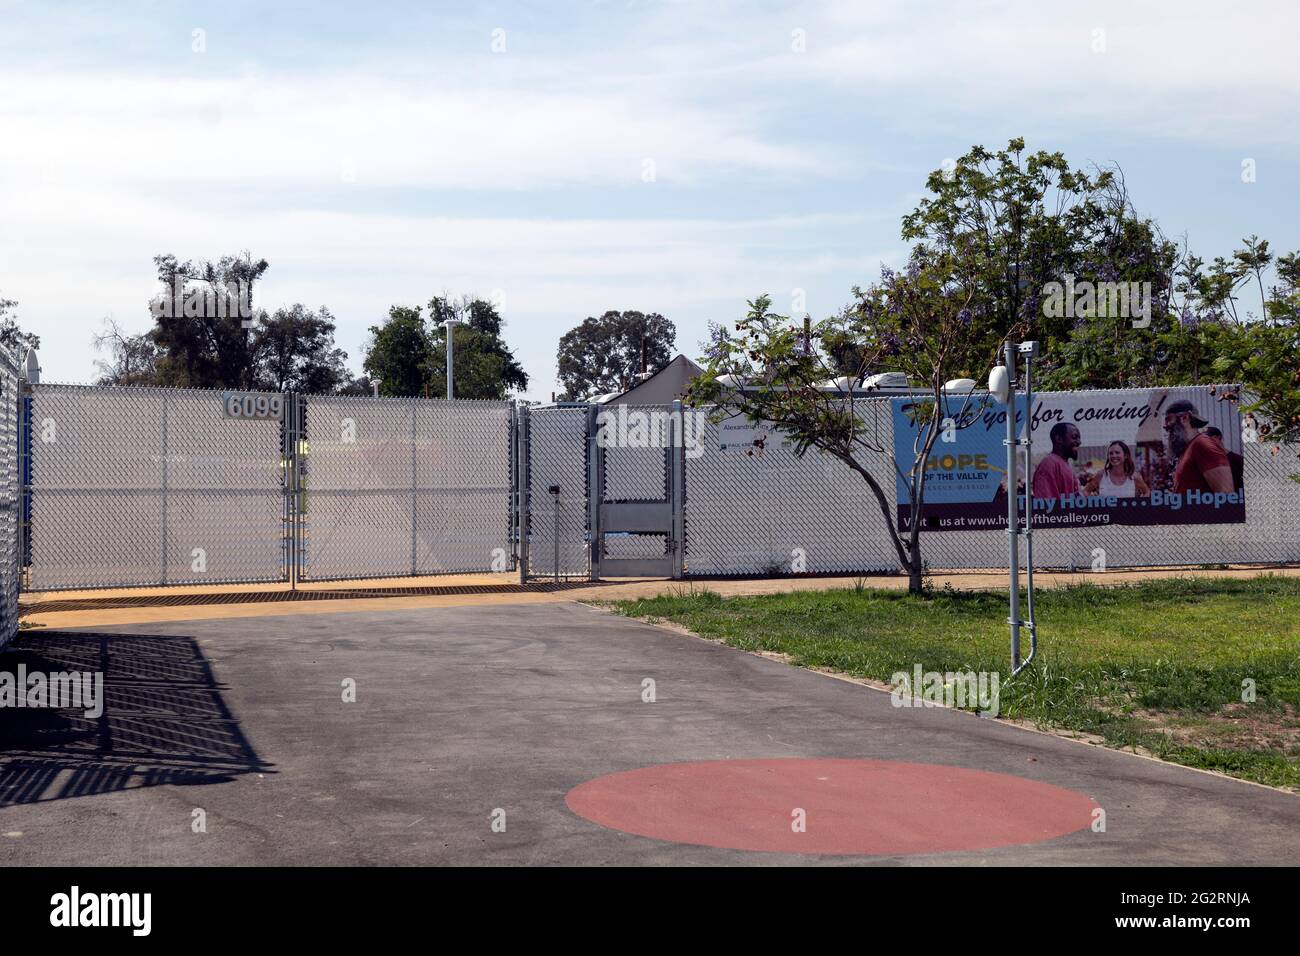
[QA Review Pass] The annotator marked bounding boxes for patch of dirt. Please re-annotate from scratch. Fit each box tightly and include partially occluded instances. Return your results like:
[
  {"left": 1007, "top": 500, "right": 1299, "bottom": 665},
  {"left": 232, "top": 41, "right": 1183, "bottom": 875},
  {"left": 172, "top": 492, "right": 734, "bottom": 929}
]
[{"left": 1129, "top": 703, "right": 1300, "bottom": 756}]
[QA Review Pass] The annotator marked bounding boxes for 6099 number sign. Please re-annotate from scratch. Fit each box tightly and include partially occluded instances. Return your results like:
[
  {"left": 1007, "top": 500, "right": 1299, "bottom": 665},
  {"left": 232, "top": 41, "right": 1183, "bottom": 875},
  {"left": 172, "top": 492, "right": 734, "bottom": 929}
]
[{"left": 223, "top": 392, "right": 284, "bottom": 421}]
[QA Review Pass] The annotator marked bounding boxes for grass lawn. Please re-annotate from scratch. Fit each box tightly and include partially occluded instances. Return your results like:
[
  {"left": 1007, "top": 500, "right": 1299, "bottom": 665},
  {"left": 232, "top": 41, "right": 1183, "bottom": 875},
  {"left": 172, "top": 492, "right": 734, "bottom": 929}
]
[{"left": 612, "top": 576, "right": 1300, "bottom": 791}]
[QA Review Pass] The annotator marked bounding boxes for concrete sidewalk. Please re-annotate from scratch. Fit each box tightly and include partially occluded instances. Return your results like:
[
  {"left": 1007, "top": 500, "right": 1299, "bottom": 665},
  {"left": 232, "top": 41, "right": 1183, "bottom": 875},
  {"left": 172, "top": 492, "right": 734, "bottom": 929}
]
[{"left": 2, "top": 602, "right": 1295, "bottom": 865}]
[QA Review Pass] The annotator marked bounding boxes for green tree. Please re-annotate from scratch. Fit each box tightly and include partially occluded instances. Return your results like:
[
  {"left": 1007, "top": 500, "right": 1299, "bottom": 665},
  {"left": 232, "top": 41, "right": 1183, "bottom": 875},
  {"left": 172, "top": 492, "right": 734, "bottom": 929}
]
[
  {"left": 361, "top": 296, "right": 528, "bottom": 399},
  {"left": 1194, "top": 247, "right": 1300, "bottom": 474},
  {"left": 97, "top": 254, "right": 350, "bottom": 392},
  {"left": 148, "top": 252, "right": 270, "bottom": 388},
  {"left": 255, "top": 304, "right": 349, "bottom": 393},
  {"left": 690, "top": 248, "right": 999, "bottom": 595},
  {"left": 362, "top": 305, "right": 430, "bottom": 397},
  {"left": 93, "top": 317, "right": 159, "bottom": 386},
  {"left": 0, "top": 294, "right": 39, "bottom": 355},
  {"left": 425, "top": 296, "right": 529, "bottom": 399},
  {"left": 556, "top": 310, "right": 675, "bottom": 399},
  {"left": 901, "top": 138, "right": 1177, "bottom": 390}
]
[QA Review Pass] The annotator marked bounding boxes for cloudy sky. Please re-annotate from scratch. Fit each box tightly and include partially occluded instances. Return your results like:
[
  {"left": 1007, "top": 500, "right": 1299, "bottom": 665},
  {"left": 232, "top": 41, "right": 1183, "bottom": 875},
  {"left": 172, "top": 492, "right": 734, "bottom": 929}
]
[{"left": 2, "top": 0, "right": 1297, "bottom": 400}]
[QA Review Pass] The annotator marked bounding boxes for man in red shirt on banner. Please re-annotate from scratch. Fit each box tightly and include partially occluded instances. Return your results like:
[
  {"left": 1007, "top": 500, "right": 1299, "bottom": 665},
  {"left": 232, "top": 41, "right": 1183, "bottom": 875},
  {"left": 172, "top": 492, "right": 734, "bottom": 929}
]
[
  {"left": 1032, "top": 422, "right": 1083, "bottom": 501},
  {"left": 1165, "top": 399, "right": 1235, "bottom": 494}
]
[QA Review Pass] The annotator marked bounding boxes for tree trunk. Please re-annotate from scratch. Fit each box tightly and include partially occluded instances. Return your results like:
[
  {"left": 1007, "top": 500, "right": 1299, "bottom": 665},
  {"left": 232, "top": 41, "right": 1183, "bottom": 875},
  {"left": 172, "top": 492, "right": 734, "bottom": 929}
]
[{"left": 907, "top": 541, "right": 924, "bottom": 595}]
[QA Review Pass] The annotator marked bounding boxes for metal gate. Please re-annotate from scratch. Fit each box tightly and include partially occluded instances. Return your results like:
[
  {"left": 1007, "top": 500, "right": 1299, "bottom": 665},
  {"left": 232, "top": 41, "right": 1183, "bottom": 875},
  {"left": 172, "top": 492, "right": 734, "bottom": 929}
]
[
  {"left": 25, "top": 384, "right": 288, "bottom": 590},
  {"left": 22, "top": 384, "right": 518, "bottom": 591},
  {"left": 519, "top": 404, "right": 590, "bottom": 579},
  {"left": 591, "top": 403, "right": 684, "bottom": 579},
  {"left": 297, "top": 396, "right": 514, "bottom": 582},
  {"left": 517, "top": 402, "right": 685, "bottom": 582}
]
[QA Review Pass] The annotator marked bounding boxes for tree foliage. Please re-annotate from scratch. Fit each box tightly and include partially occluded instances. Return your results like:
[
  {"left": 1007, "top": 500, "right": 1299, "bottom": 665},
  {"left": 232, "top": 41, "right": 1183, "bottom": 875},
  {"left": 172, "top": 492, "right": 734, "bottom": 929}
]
[
  {"left": 557, "top": 310, "right": 675, "bottom": 399},
  {"left": 901, "top": 138, "right": 1178, "bottom": 390},
  {"left": 362, "top": 296, "right": 528, "bottom": 399},
  {"left": 361, "top": 306, "right": 429, "bottom": 397},
  {"left": 93, "top": 318, "right": 160, "bottom": 386},
  {"left": 0, "top": 294, "right": 39, "bottom": 355},
  {"left": 256, "top": 304, "right": 349, "bottom": 393},
  {"left": 690, "top": 249, "right": 996, "bottom": 594},
  {"left": 91, "top": 253, "right": 351, "bottom": 393},
  {"left": 148, "top": 252, "right": 270, "bottom": 388},
  {"left": 425, "top": 296, "right": 529, "bottom": 399},
  {"left": 692, "top": 137, "right": 1300, "bottom": 587}
]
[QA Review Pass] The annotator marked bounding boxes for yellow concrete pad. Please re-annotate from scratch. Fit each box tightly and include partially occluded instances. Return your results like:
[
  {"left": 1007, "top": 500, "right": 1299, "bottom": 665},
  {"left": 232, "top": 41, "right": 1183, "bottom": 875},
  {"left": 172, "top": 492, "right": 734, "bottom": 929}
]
[{"left": 17, "top": 565, "right": 1299, "bottom": 631}]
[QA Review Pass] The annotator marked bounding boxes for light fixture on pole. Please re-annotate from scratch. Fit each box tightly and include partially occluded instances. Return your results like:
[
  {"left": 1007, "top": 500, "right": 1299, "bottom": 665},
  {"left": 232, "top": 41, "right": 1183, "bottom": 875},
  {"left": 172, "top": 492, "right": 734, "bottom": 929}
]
[
  {"left": 989, "top": 340, "right": 1040, "bottom": 677},
  {"left": 442, "top": 318, "right": 462, "bottom": 399}
]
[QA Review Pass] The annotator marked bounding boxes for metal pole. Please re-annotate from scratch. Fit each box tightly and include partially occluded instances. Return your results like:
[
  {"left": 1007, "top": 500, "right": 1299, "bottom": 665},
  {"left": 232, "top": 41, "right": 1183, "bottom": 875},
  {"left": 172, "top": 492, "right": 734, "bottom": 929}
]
[
  {"left": 160, "top": 390, "right": 169, "bottom": 586},
  {"left": 284, "top": 393, "right": 292, "bottom": 590},
  {"left": 552, "top": 488, "right": 560, "bottom": 584},
  {"left": 671, "top": 399, "right": 686, "bottom": 579},
  {"left": 1016, "top": 342, "right": 1040, "bottom": 675},
  {"left": 509, "top": 400, "right": 518, "bottom": 574},
  {"left": 17, "top": 377, "right": 30, "bottom": 591},
  {"left": 517, "top": 405, "right": 530, "bottom": 585},
  {"left": 1004, "top": 340, "right": 1020, "bottom": 670},
  {"left": 291, "top": 393, "right": 301, "bottom": 591},
  {"left": 410, "top": 399, "right": 418, "bottom": 576},
  {"left": 444, "top": 319, "right": 461, "bottom": 400},
  {"left": 586, "top": 404, "right": 601, "bottom": 582}
]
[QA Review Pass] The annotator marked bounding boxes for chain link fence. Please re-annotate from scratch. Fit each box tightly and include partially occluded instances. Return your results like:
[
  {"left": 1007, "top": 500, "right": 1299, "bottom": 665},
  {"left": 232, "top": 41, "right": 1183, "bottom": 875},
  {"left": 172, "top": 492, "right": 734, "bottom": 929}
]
[
  {"left": 299, "top": 396, "right": 513, "bottom": 581},
  {"left": 0, "top": 348, "right": 20, "bottom": 647},
  {"left": 682, "top": 392, "right": 1300, "bottom": 576},
  {"left": 525, "top": 405, "right": 590, "bottom": 578},
  {"left": 600, "top": 404, "right": 674, "bottom": 563},
  {"left": 26, "top": 383, "right": 287, "bottom": 591},
  {"left": 15, "top": 382, "right": 1300, "bottom": 600}
]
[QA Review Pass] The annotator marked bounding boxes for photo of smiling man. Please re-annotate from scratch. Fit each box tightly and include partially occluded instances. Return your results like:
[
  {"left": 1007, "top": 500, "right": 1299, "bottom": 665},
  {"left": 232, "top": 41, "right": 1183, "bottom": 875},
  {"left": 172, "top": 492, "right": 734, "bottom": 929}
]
[{"left": 1031, "top": 422, "right": 1083, "bottom": 501}]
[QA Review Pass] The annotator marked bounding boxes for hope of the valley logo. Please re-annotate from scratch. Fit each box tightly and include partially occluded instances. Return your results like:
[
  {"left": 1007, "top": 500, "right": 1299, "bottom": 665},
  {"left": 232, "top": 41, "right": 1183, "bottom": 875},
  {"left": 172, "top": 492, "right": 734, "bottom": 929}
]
[
  {"left": 595, "top": 405, "right": 709, "bottom": 460},
  {"left": 50, "top": 886, "right": 151, "bottom": 937},
  {"left": 0, "top": 665, "right": 104, "bottom": 718},
  {"left": 890, "top": 665, "right": 1001, "bottom": 717}
]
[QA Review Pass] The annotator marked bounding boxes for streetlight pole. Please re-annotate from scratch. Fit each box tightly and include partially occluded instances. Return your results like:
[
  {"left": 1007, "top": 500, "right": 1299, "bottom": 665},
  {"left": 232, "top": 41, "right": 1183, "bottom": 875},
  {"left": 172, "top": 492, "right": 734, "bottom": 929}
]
[{"left": 443, "top": 318, "right": 462, "bottom": 399}]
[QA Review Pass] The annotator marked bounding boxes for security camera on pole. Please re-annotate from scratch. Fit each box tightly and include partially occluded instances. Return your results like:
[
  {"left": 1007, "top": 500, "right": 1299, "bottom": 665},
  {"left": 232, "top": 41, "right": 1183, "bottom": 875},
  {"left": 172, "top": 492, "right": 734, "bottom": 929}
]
[{"left": 989, "top": 340, "right": 1040, "bottom": 677}]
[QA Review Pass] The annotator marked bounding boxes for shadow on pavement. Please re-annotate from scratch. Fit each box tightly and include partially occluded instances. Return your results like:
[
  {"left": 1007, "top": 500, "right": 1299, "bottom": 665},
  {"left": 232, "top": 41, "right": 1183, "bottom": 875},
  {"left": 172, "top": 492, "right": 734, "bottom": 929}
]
[{"left": 0, "top": 631, "right": 272, "bottom": 807}]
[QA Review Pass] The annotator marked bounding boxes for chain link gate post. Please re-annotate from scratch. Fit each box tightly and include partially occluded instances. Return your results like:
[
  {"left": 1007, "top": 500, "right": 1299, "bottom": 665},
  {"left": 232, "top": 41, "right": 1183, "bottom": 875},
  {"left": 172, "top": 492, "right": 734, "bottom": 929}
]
[
  {"left": 671, "top": 399, "right": 686, "bottom": 579},
  {"left": 516, "top": 403, "right": 531, "bottom": 584},
  {"left": 17, "top": 368, "right": 32, "bottom": 595},
  {"left": 284, "top": 392, "right": 303, "bottom": 591},
  {"left": 587, "top": 402, "right": 602, "bottom": 582},
  {"left": 509, "top": 400, "right": 517, "bottom": 575}
]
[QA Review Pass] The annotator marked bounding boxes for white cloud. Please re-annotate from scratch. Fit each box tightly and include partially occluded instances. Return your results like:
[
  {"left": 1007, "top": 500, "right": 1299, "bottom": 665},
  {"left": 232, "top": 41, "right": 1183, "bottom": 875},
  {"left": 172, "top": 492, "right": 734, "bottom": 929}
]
[{"left": 0, "top": 68, "right": 828, "bottom": 192}]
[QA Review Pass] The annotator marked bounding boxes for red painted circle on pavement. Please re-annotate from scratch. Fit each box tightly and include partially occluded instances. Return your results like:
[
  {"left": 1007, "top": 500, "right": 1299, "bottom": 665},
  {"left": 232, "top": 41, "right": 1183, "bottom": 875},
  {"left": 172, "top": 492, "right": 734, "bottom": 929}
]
[{"left": 566, "top": 759, "right": 1099, "bottom": 855}]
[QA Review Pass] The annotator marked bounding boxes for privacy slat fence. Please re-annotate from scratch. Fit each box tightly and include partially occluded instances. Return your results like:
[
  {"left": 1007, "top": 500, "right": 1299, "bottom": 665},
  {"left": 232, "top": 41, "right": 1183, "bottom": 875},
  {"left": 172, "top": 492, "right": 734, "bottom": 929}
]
[
  {"left": 682, "top": 396, "right": 1300, "bottom": 575},
  {"left": 0, "top": 347, "right": 20, "bottom": 648},
  {"left": 10, "top": 379, "right": 1300, "bottom": 643},
  {"left": 25, "top": 384, "right": 287, "bottom": 591}
]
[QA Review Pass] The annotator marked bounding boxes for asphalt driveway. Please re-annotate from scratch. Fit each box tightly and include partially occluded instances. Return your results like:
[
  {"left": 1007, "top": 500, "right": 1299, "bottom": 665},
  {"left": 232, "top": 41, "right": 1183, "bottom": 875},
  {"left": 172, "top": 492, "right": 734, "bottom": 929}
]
[{"left": 2, "top": 602, "right": 1296, "bottom": 865}]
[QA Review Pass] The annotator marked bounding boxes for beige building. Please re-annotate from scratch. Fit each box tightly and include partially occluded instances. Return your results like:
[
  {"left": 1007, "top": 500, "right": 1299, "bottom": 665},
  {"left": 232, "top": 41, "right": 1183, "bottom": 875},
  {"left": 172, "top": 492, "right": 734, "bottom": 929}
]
[{"left": 589, "top": 354, "right": 703, "bottom": 405}]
